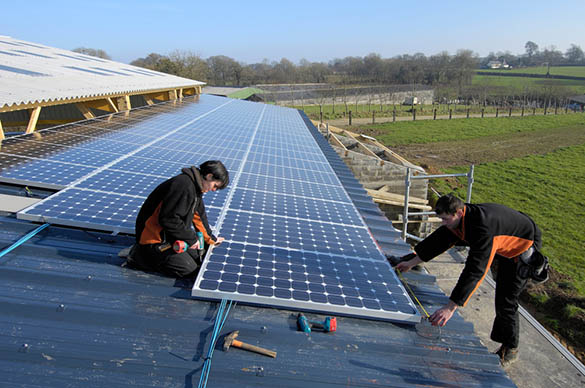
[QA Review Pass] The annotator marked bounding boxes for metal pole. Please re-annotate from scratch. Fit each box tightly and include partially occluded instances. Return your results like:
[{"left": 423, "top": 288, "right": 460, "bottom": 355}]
[
  {"left": 466, "top": 164, "right": 475, "bottom": 203},
  {"left": 401, "top": 168, "right": 411, "bottom": 241}
]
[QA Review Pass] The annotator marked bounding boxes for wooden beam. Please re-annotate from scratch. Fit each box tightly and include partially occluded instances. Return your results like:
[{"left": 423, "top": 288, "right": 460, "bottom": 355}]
[
  {"left": 0, "top": 119, "right": 4, "bottom": 140},
  {"left": 144, "top": 95, "right": 154, "bottom": 105},
  {"left": 372, "top": 197, "right": 432, "bottom": 211},
  {"left": 366, "top": 189, "right": 428, "bottom": 205},
  {"left": 342, "top": 130, "right": 384, "bottom": 164},
  {"left": 116, "top": 95, "right": 131, "bottom": 111},
  {"left": 25, "top": 107, "right": 42, "bottom": 134},
  {"left": 329, "top": 132, "right": 348, "bottom": 156},
  {"left": 178, "top": 88, "right": 184, "bottom": 99},
  {"left": 143, "top": 91, "right": 170, "bottom": 102},
  {"left": 83, "top": 98, "right": 118, "bottom": 113},
  {"left": 168, "top": 89, "right": 178, "bottom": 100},
  {"left": 75, "top": 103, "right": 96, "bottom": 119}
]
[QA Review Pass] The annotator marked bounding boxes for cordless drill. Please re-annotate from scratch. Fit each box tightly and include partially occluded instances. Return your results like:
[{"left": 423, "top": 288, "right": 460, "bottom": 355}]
[
  {"left": 297, "top": 313, "right": 337, "bottom": 333},
  {"left": 157, "top": 232, "right": 204, "bottom": 254}
]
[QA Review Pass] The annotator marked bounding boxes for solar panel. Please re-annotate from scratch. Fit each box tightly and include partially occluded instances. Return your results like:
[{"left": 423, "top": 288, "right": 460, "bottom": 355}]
[{"left": 7, "top": 94, "right": 420, "bottom": 323}]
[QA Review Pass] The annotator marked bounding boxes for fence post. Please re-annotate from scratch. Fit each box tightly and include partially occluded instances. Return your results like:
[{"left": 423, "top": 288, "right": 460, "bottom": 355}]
[
  {"left": 349, "top": 110, "right": 352, "bottom": 126},
  {"left": 496, "top": 108, "right": 499, "bottom": 117},
  {"left": 555, "top": 105, "right": 558, "bottom": 115},
  {"left": 466, "top": 164, "right": 475, "bottom": 203},
  {"left": 401, "top": 167, "right": 411, "bottom": 241},
  {"left": 533, "top": 107, "right": 536, "bottom": 115},
  {"left": 393, "top": 108, "right": 396, "bottom": 122},
  {"left": 433, "top": 108, "right": 437, "bottom": 120},
  {"left": 481, "top": 108, "right": 484, "bottom": 118},
  {"left": 449, "top": 109, "right": 452, "bottom": 119},
  {"left": 509, "top": 107, "right": 512, "bottom": 117},
  {"left": 466, "top": 108, "right": 470, "bottom": 118},
  {"left": 412, "top": 108, "right": 416, "bottom": 121},
  {"left": 372, "top": 111, "right": 375, "bottom": 124},
  {"left": 521, "top": 107, "right": 524, "bottom": 116}
]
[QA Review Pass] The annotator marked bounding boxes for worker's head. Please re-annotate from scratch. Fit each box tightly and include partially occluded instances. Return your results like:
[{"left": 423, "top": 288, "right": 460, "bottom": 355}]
[
  {"left": 199, "top": 160, "right": 229, "bottom": 193},
  {"left": 435, "top": 194, "right": 464, "bottom": 229}
]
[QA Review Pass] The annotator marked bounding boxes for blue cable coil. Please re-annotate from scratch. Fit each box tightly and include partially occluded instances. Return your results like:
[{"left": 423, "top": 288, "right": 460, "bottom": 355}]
[
  {"left": 198, "top": 298, "right": 236, "bottom": 388},
  {"left": 0, "top": 223, "right": 50, "bottom": 259}
]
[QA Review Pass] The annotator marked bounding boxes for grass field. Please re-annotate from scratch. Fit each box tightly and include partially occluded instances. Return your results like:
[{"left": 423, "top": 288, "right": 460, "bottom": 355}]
[
  {"left": 293, "top": 102, "right": 561, "bottom": 121},
  {"left": 433, "top": 146, "right": 585, "bottom": 294},
  {"left": 473, "top": 74, "right": 585, "bottom": 93},
  {"left": 477, "top": 65, "right": 585, "bottom": 77},
  {"left": 361, "top": 114, "right": 585, "bottom": 146}
]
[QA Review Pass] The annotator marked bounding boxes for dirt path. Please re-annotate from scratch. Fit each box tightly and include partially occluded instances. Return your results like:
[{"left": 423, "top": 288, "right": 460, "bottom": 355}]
[{"left": 386, "top": 126, "right": 585, "bottom": 169}]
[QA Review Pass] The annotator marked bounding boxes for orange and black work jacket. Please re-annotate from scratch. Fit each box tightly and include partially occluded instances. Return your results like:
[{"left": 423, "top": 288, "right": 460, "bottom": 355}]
[
  {"left": 135, "top": 167, "right": 216, "bottom": 248},
  {"left": 414, "top": 203, "right": 539, "bottom": 307}
]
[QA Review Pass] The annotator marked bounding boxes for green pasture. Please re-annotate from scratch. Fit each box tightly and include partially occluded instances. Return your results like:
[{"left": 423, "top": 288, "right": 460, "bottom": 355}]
[
  {"left": 477, "top": 66, "right": 585, "bottom": 77},
  {"left": 360, "top": 114, "right": 585, "bottom": 146},
  {"left": 473, "top": 74, "right": 585, "bottom": 94},
  {"left": 293, "top": 102, "right": 558, "bottom": 121},
  {"left": 432, "top": 144, "right": 585, "bottom": 294}
]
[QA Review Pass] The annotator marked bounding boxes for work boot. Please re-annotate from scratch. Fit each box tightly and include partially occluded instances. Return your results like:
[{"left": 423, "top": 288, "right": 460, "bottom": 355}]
[{"left": 495, "top": 345, "right": 519, "bottom": 368}]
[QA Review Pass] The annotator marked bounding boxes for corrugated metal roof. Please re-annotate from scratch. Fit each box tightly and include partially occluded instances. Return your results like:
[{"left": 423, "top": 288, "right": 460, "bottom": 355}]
[
  {"left": 0, "top": 36, "right": 204, "bottom": 110},
  {"left": 0, "top": 215, "right": 516, "bottom": 387}
]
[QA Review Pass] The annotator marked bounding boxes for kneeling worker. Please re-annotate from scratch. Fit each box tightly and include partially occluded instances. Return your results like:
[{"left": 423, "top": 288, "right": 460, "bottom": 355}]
[
  {"left": 131, "top": 160, "right": 229, "bottom": 278},
  {"left": 395, "top": 194, "right": 548, "bottom": 367}
]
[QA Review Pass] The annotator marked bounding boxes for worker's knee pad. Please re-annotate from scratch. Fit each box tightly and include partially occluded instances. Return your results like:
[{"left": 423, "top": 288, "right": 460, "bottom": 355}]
[{"left": 517, "top": 247, "right": 549, "bottom": 284}]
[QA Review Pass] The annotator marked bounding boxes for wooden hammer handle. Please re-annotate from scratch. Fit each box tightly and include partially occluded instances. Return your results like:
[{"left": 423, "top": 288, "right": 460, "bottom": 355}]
[{"left": 232, "top": 339, "right": 277, "bottom": 358}]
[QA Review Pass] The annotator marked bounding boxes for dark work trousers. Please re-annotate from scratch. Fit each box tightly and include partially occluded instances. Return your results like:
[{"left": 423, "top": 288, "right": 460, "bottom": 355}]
[
  {"left": 490, "top": 223, "right": 542, "bottom": 348},
  {"left": 135, "top": 244, "right": 201, "bottom": 278}
]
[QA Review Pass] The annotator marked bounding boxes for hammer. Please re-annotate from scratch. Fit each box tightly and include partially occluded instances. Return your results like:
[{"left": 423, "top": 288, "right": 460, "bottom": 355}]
[{"left": 223, "top": 331, "right": 277, "bottom": 358}]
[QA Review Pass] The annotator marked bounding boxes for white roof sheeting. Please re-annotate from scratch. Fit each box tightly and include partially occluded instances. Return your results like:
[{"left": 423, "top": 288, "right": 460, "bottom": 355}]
[{"left": 0, "top": 36, "right": 204, "bottom": 110}]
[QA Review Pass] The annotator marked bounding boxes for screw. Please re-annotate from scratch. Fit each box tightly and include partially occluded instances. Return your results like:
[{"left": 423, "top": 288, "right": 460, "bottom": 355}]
[
  {"left": 256, "top": 366, "right": 264, "bottom": 377},
  {"left": 56, "top": 304, "right": 65, "bottom": 312},
  {"left": 260, "top": 326, "right": 267, "bottom": 334},
  {"left": 19, "top": 344, "right": 29, "bottom": 353}
]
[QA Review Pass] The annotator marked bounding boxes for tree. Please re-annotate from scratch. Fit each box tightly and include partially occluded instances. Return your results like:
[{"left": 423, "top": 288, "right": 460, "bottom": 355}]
[
  {"left": 73, "top": 47, "right": 111, "bottom": 60},
  {"left": 525, "top": 41, "right": 539, "bottom": 59},
  {"left": 131, "top": 53, "right": 166, "bottom": 69},
  {"left": 565, "top": 44, "right": 585, "bottom": 64}
]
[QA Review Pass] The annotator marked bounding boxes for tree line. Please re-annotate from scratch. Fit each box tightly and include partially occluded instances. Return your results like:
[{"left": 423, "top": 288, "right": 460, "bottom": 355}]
[{"left": 76, "top": 41, "right": 585, "bottom": 93}]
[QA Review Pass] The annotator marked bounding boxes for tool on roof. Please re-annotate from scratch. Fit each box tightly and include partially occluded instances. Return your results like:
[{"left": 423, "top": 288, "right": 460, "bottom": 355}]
[
  {"left": 223, "top": 331, "right": 277, "bottom": 358},
  {"left": 297, "top": 313, "right": 337, "bottom": 333},
  {"left": 157, "top": 232, "right": 204, "bottom": 254}
]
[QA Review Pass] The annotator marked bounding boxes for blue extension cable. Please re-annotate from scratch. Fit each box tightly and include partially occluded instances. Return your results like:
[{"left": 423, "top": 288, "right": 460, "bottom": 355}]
[
  {"left": 0, "top": 223, "right": 50, "bottom": 259},
  {"left": 198, "top": 298, "right": 236, "bottom": 388}
]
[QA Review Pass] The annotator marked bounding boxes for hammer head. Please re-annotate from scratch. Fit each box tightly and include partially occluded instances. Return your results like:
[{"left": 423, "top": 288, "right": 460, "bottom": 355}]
[{"left": 223, "top": 330, "right": 239, "bottom": 351}]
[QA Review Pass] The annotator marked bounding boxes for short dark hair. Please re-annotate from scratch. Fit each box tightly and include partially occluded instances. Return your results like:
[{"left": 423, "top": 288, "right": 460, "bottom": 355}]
[
  {"left": 435, "top": 194, "right": 464, "bottom": 215},
  {"left": 199, "top": 160, "right": 229, "bottom": 189}
]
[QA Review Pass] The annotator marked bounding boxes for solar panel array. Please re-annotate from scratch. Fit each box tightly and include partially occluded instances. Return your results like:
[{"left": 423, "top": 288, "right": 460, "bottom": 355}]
[{"left": 2, "top": 94, "right": 419, "bottom": 323}]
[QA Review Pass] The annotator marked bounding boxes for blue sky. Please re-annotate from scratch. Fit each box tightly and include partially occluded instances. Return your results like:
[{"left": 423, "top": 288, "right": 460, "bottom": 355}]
[{"left": 3, "top": 0, "right": 585, "bottom": 64}]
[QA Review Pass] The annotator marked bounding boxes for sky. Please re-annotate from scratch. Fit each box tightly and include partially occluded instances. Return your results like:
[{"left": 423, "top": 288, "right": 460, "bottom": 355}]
[{"left": 3, "top": 0, "right": 585, "bottom": 65}]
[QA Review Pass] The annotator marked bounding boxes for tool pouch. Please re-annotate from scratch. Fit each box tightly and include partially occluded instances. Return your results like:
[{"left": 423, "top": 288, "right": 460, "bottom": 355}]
[{"left": 517, "top": 246, "right": 549, "bottom": 284}]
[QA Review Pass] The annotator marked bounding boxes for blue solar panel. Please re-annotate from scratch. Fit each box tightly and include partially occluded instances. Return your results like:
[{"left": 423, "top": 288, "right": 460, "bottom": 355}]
[{"left": 10, "top": 95, "right": 420, "bottom": 323}]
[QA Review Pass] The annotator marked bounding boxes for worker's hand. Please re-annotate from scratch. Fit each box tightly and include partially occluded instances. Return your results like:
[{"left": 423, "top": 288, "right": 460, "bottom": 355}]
[
  {"left": 214, "top": 237, "right": 225, "bottom": 246},
  {"left": 189, "top": 240, "right": 200, "bottom": 250},
  {"left": 428, "top": 300, "right": 458, "bottom": 327},
  {"left": 395, "top": 256, "right": 423, "bottom": 273}
]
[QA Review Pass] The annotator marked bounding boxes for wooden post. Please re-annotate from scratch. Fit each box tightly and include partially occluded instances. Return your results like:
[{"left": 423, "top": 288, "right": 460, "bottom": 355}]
[
  {"left": 481, "top": 108, "right": 484, "bottom": 118},
  {"left": 509, "top": 107, "right": 512, "bottom": 117},
  {"left": 349, "top": 110, "right": 352, "bottom": 126},
  {"left": 533, "top": 107, "right": 536, "bottom": 115},
  {"left": 372, "top": 111, "right": 375, "bottom": 124},
  {"left": 544, "top": 105, "right": 547, "bottom": 115},
  {"left": 449, "top": 109, "right": 452, "bottom": 119},
  {"left": 26, "top": 106, "right": 42, "bottom": 134},
  {"left": 554, "top": 105, "right": 558, "bottom": 115},
  {"left": 496, "top": 108, "right": 499, "bottom": 117},
  {"left": 392, "top": 108, "right": 396, "bottom": 122},
  {"left": 75, "top": 103, "right": 96, "bottom": 119},
  {"left": 412, "top": 108, "right": 416, "bottom": 121},
  {"left": 116, "top": 95, "right": 131, "bottom": 111},
  {"left": 433, "top": 108, "right": 437, "bottom": 120},
  {"left": 0, "top": 119, "right": 4, "bottom": 140},
  {"left": 466, "top": 108, "right": 470, "bottom": 118},
  {"left": 521, "top": 107, "right": 524, "bottom": 116}
]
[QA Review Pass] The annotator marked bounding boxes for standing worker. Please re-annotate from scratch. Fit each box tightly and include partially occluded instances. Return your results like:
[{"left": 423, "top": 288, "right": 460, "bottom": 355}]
[
  {"left": 395, "top": 194, "right": 548, "bottom": 367},
  {"left": 128, "top": 160, "right": 229, "bottom": 278}
]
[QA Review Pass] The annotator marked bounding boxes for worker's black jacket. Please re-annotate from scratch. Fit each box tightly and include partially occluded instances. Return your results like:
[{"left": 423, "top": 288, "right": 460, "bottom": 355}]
[
  {"left": 415, "top": 203, "right": 539, "bottom": 307},
  {"left": 135, "top": 167, "right": 216, "bottom": 247}
]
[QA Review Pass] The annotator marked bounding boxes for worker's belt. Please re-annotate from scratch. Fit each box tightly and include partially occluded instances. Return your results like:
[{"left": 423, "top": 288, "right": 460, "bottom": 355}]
[{"left": 517, "top": 246, "right": 549, "bottom": 284}]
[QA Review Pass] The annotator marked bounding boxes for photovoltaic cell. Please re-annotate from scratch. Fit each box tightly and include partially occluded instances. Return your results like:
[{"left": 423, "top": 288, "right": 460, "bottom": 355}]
[{"left": 9, "top": 94, "right": 419, "bottom": 323}]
